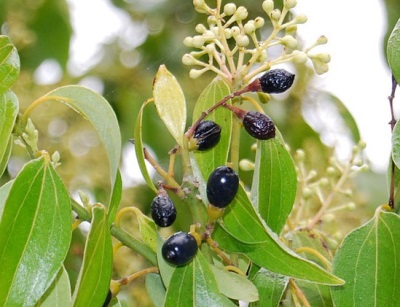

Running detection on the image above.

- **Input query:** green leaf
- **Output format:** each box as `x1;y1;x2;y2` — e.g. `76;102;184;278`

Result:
391;120;400;171
387;18;400;83
107;170;122;226
0;180;13;219
213;185;344;285
0;90;19;177
132;207;158;252
37;266;72;307
191;77;232;189
146;273;166;307
0;156;71;306
153;65;186;147
43;85;121;187
250;269;289;307
331;209;400;306
251;138;297;233
164;251;225;307
134;99;157;193
156;234;175;288
211;264;259;302
0;35;20;95
72;205;113;306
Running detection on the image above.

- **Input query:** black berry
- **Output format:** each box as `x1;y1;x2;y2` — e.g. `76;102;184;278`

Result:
162;232;198;266
151;194;177;227
259;69;295;94
191;120;221;151
243;111;275;140
206;166;239;208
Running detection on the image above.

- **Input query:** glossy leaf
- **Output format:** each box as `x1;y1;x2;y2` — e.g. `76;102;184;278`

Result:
134;98;157;193
153;65;186;147
250;269;289;307
191;77;232;194
0;156;71;306
0;180;13;219
146;273;166;307
43;86;121;187
0;35;20;95
387;18;400;83
391;120;400;171
72;205;113;306
164;251;226;307
213;185;344;285
211;264;259;302
37;266;72;306
107;170;122;227
0;90;18;177
331;209;400;306
251;138;297;233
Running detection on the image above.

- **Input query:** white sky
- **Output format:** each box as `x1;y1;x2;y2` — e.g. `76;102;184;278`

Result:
62;0;393;173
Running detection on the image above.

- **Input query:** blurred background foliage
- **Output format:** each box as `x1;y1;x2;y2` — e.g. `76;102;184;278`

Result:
0;0;398;305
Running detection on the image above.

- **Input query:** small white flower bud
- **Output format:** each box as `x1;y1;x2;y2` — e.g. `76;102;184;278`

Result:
183;36;194;47
270;9;281;21
284;0;297;9
317;35;328;45
202;30;215;41
347;202;356;211
195;23;207;34
312;61;329;75
302;187;313;199
244;22;256;34
292;50;308;64
257;49;268;62
189;68;206;79
262;0;274;14
234;6;248;20
294;14;308;24
282;35;298;49
323;213;335;223
295;149;305;161
231;26;241;37
254;17;265;28
319;177;329;187
205;43;215;53
236;34;250;47
207;16;217;25
211;26;219;36
182;54;196;65
313;53;331;63
224;3;237;16
192;35;205;48
239;159;255;171
327;166;337;177
358;140;367;150
224;28;233;39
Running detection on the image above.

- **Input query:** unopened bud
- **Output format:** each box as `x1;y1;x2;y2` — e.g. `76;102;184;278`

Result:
224;3;237;16
262;0;274;14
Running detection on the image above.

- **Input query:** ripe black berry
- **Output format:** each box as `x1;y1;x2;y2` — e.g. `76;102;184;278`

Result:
190;120;221;151
151;194;177;227
206;166;239;208
162;231;198;266
259;69;295;94
243;111;275;140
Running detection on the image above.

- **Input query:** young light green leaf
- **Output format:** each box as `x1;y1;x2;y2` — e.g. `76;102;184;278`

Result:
191;77;232;184
0;180;13;219
153;65;186;147
251;138;297;234
133;98;157;193
387;18;400;83
391;120;400;171
250;269;289;307
214;185;344;285
164;251;226;307
211;264;259;302
0;90;18;177
130;206;158;252
0;156;72;306
146;273;166;307
72;205;113;306
37;266;72;307
0;35;20;95
42;86;121;187
107;170;122;226
331;209;400;306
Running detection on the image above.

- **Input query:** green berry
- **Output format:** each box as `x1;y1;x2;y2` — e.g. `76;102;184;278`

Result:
151;194;177;227
207;166;239;208
162;232;198;266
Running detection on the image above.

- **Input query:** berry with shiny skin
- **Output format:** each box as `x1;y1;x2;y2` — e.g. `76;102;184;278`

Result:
191;120;221;151
162;232;198;266
207;166;239;208
151;194;177;227
243;111;276;140
259;69;295;94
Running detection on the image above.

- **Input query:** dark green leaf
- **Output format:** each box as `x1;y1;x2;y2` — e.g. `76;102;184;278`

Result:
213;185;344;285
331;209;400;306
387;18;400;83
0;155;71;306
43;86;121;187
0;90;18;177
153;65;186;147
191;77;232;197
251;138;297;233
250;269;289;307
72;205;113;306
164;261;194;307
134;99;157;193
0;36;20;94
37;266;72;306
107;170;122;227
